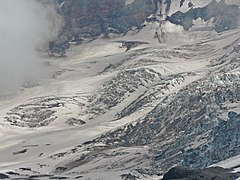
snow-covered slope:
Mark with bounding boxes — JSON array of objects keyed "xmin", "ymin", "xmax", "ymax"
[{"xmin": 0, "ymin": 0, "xmax": 240, "ymax": 179}]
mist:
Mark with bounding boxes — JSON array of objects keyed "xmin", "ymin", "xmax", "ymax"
[{"xmin": 0, "ymin": 0, "xmax": 62, "ymax": 96}]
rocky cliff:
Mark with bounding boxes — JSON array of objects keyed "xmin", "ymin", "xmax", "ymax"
[
  {"xmin": 51, "ymin": 0, "xmax": 155, "ymax": 54},
  {"xmin": 51, "ymin": 0, "xmax": 240, "ymax": 55}
]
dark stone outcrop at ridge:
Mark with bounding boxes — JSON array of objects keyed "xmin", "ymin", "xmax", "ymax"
[
  {"xmin": 0, "ymin": 173, "xmax": 9, "ymax": 179},
  {"xmin": 162, "ymin": 166, "xmax": 240, "ymax": 180},
  {"xmin": 51, "ymin": 0, "xmax": 240, "ymax": 54},
  {"xmin": 51, "ymin": 0, "xmax": 156, "ymax": 54},
  {"xmin": 167, "ymin": 0, "xmax": 240, "ymax": 32}
]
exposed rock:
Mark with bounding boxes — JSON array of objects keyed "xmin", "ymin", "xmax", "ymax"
[
  {"xmin": 28, "ymin": 175, "xmax": 53, "ymax": 179},
  {"xmin": 13, "ymin": 149, "xmax": 28, "ymax": 155},
  {"xmin": 121, "ymin": 173, "xmax": 139, "ymax": 180},
  {"xmin": 228, "ymin": 111, "xmax": 239, "ymax": 120},
  {"xmin": 66, "ymin": 118, "xmax": 86, "ymax": 126},
  {"xmin": 118, "ymin": 41, "xmax": 148, "ymax": 52},
  {"xmin": 48, "ymin": 0, "xmax": 240, "ymax": 55},
  {"xmin": 51, "ymin": 0, "xmax": 156, "ymax": 54},
  {"xmin": 0, "ymin": 173, "xmax": 9, "ymax": 179},
  {"xmin": 182, "ymin": 111, "xmax": 240, "ymax": 169},
  {"xmin": 167, "ymin": 0, "xmax": 240, "ymax": 32},
  {"xmin": 162, "ymin": 166, "xmax": 240, "ymax": 180},
  {"xmin": 50, "ymin": 0, "xmax": 240, "ymax": 54}
]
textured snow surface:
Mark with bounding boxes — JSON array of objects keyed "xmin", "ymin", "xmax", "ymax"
[{"xmin": 0, "ymin": 1, "xmax": 240, "ymax": 179}]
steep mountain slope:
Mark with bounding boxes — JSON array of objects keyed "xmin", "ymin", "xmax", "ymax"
[
  {"xmin": 0, "ymin": 0, "xmax": 240, "ymax": 179},
  {"xmin": 52, "ymin": 0, "xmax": 240, "ymax": 54}
]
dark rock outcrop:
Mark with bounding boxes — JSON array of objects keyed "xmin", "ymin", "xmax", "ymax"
[
  {"xmin": 0, "ymin": 173, "xmax": 9, "ymax": 179},
  {"xmin": 167, "ymin": 0, "xmax": 240, "ymax": 32},
  {"xmin": 66, "ymin": 118, "xmax": 86, "ymax": 126},
  {"xmin": 162, "ymin": 166, "xmax": 240, "ymax": 180},
  {"xmin": 51, "ymin": 0, "xmax": 156, "ymax": 54},
  {"xmin": 121, "ymin": 173, "xmax": 139, "ymax": 180},
  {"xmin": 51, "ymin": 0, "xmax": 240, "ymax": 54},
  {"xmin": 183, "ymin": 111, "xmax": 240, "ymax": 169}
]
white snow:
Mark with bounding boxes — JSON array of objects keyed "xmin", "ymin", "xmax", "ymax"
[
  {"xmin": 0, "ymin": 2, "xmax": 240, "ymax": 178},
  {"xmin": 125, "ymin": 0, "xmax": 135, "ymax": 6}
]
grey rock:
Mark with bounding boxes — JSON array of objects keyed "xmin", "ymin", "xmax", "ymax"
[
  {"xmin": 167, "ymin": 0, "xmax": 240, "ymax": 32},
  {"xmin": 162, "ymin": 166, "xmax": 240, "ymax": 180},
  {"xmin": 121, "ymin": 173, "xmax": 139, "ymax": 180},
  {"xmin": 66, "ymin": 118, "xmax": 86, "ymax": 126},
  {"xmin": 0, "ymin": 173, "xmax": 9, "ymax": 179}
]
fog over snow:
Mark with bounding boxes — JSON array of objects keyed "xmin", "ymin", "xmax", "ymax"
[{"xmin": 0, "ymin": 0, "xmax": 62, "ymax": 96}]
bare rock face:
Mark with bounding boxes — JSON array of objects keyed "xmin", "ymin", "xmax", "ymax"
[
  {"xmin": 51, "ymin": 0, "xmax": 240, "ymax": 55},
  {"xmin": 0, "ymin": 173, "xmax": 9, "ymax": 179},
  {"xmin": 61, "ymin": 0, "xmax": 153, "ymax": 36},
  {"xmin": 167, "ymin": 0, "xmax": 240, "ymax": 32},
  {"xmin": 162, "ymin": 166, "xmax": 240, "ymax": 180},
  {"xmin": 51, "ymin": 0, "xmax": 155, "ymax": 54}
]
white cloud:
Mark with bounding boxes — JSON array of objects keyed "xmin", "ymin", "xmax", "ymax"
[{"xmin": 0, "ymin": 0, "xmax": 62, "ymax": 96}]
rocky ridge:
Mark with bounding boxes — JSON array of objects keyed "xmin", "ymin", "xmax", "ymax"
[{"xmin": 51, "ymin": 0, "xmax": 240, "ymax": 54}]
